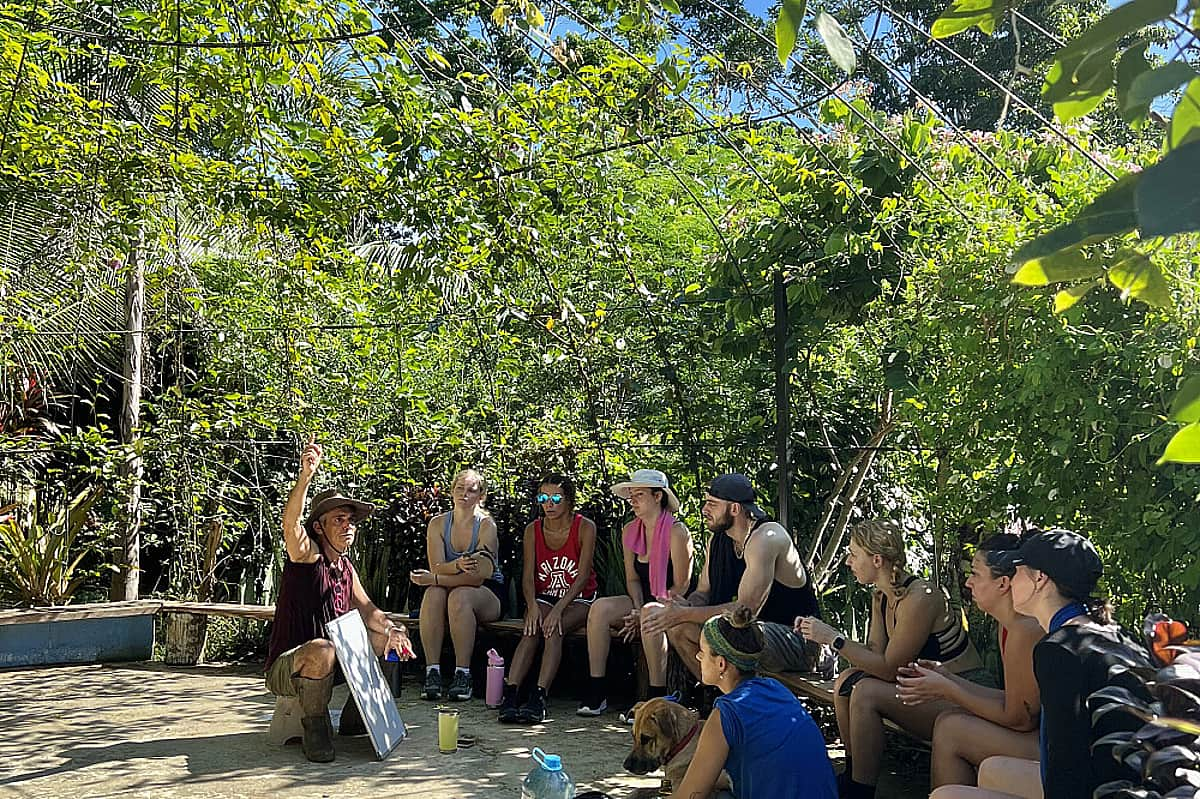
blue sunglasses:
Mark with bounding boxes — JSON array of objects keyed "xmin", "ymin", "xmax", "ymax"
[{"xmin": 537, "ymin": 493, "xmax": 565, "ymax": 504}]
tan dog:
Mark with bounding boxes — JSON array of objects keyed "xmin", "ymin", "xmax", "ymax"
[{"xmin": 623, "ymin": 697, "xmax": 732, "ymax": 796}]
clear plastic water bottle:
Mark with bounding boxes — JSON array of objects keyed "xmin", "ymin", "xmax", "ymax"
[{"xmin": 520, "ymin": 747, "xmax": 574, "ymax": 799}]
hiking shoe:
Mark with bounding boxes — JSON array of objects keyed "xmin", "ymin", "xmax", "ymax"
[
  {"xmin": 518, "ymin": 687, "xmax": 547, "ymax": 724},
  {"xmin": 498, "ymin": 683, "xmax": 522, "ymax": 724},
  {"xmin": 447, "ymin": 670, "xmax": 473, "ymax": 701},
  {"xmin": 422, "ymin": 668, "xmax": 443, "ymax": 700},
  {"xmin": 576, "ymin": 697, "xmax": 608, "ymax": 717}
]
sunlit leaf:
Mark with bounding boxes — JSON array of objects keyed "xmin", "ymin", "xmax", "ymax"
[
  {"xmin": 775, "ymin": 0, "xmax": 807, "ymax": 65},
  {"xmin": 1054, "ymin": 282, "xmax": 1098, "ymax": 313},
  {"xmin": 1107, "ymin": 251, "xmax": 1173, "ymax": 309},
  {"xmin": 1158, "ymin": 423, "xmax": 1200, "ymax": 465},
  {"xmin": 815, "ymin": 12, "xmax": 855, "ymax": 75},
  {"xmin": 931, "ymin": 0, "xmax": 1003, "ymax": 38},
  {"xmin": 1012, "ymin": 248, "xmax": 1102, "ymax": 286},
  {"xmin": 1044, "ymin": 46, "xmax": 1116, "ymax": 122},
  {"xmin": 1168, "ymin": 377, "xmax": 1200, "ymax": 423}
]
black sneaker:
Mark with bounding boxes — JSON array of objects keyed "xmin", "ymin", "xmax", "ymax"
[
  {"xmin": 517, "ymin": 687, "xmax": 547, "ymax": 724},
  {"xmin": 498, "ymin": 683, "xmax": 522, "ymax": 724},
  {"xmin": 576, "ymin": 697, "xmax": 608, "ymax": 717},
  {"xmin": 447, "ymin": 670, "xmax": 472, "ymax": 701},
  {"xmin": 422, "ymin": 668, "xmax": 443, "ymax": 700}
]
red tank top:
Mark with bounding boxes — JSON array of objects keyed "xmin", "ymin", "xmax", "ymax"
[{"xmin": 533, "ymin": 514, "xmax": 598, "ymax": 600}]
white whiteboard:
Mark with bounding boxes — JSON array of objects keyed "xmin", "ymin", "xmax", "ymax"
[{"xmin": 326, "ymin": 610, "xmax": 407, "ymax": 759}]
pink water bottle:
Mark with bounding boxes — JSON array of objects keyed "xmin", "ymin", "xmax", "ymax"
[{"xmin": 485, "ymin": 648, "xmax": 505, "ymax": 707}]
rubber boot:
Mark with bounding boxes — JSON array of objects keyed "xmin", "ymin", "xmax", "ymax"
[
  {"xmin": 338, "ymin": 695, "xmax": 366, "ymax": 736},
  {"xmin": 294, "ymin": 674, "xmax": 336, "ymax": 762},
  {"xmin": 380, "ymin": 657, "xmax": 402, "ymax": 698}
]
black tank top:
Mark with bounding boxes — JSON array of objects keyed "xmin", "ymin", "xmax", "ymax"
[
  {"xmin": 759, "ymin": 576, "xmax": 820, "ymax": 624},
  {"xmin": 633, "ymin": 556, "xmax": 673, "ymax": 602}
]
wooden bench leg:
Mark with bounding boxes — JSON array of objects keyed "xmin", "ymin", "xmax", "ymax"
[{"xmin": 267, "ymin": 696, "xmax": 304, "ymax": 745}]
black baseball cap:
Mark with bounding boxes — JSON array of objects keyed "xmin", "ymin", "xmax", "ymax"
[
  {"xmin": 707, "ymin": 474, "xmax": 767, "ymax": 520},
  {"xmin": 992, "ymin": 529, "xmax": 1103, "ymax": 597}
]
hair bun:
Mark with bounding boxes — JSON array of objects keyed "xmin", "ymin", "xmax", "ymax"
[{"xmin": 728, "ymin": 604, "xmax": 755, "ymax": 629}]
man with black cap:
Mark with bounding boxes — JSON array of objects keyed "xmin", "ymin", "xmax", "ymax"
[
  {"xmin": 642, "ymin": 473, "xmax": 831, "ymax": 682},
  {"xmin": 264, "ymin": 438, "xmax": 415, "ymax": 763}
]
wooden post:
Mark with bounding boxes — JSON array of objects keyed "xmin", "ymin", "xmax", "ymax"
[
  {"xmin": 773, "ymin": 267, "xmax": 790, "ymax": 528},
  {"xmin": 111, "ymin": 232, "xmax": 144, "ymax": 601}
]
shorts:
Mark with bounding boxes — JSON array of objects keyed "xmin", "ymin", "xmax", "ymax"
[
  {"xmin": 535, "ymin": 592, "xmax": 597, "ymax": 606},
  {"xmin": 759, "ymin": 622, "xmax": 834, "ymax": 677},
  {"xmin": 265, "ymin": 645, "xmax": 302, "ymax": 696}
]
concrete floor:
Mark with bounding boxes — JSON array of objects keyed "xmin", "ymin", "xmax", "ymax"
[{"xmin": 0, "ymin": 662, "xmax": 929, "ymax": 798}]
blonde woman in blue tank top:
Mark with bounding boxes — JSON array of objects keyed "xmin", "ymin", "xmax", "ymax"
[{"xmin": 409, "ymin": 468, "xmax": 505, "ymax": 701}]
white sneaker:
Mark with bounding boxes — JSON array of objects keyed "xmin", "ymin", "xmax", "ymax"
[{"xmin": 576, "ymin": 699, "xmax": 608, "ymax": 717}]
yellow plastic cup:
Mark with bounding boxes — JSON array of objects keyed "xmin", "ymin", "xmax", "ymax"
[{"xmin": 438, "ymin": 707, "xmax": 459, "ymax": 754}]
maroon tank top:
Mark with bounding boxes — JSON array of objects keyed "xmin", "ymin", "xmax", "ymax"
[{"xmin": 265, "ymin": 555, "xmax": 356, "ymax": 671}]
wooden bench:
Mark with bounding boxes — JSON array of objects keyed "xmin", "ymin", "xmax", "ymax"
[{"xmin": 766, "ymin": 668, "xmax": 930, "ymax": 746}]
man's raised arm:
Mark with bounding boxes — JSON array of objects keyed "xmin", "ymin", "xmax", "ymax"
[{"xmin": 282, "ymin": 438, "xmax": 321, "ymax": 564}]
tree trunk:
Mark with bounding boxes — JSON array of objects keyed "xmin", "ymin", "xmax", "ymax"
[
  {"xmin": 774, "ymin": 267, "xmax": 791, "ymax": 528},
  {"xmin": 111, "ymin": 234, "xmax": 144, "ymax": 601},
  {"xmin": 806, "ymin": 392, "xmax": 896, "ymax": 589}
]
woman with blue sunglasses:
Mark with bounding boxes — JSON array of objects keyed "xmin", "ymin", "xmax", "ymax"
[{"xmin": 497, "ymin": 474, "xmax": 598, "ymax": 724}]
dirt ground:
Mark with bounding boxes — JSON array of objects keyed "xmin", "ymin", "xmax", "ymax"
[{"xmin": 0, "ymin": 662, "xmax": 928, "ymax": 798}]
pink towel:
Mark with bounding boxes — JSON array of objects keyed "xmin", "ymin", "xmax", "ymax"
[{"xmin": 623, "ymin": 512, "xmax": 675, "ymax": 602}]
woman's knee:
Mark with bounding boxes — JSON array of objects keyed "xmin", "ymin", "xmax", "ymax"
[
  {"xmin": 421, "ymin": 586, "xmax": 448, "ymax": 609},
  {"xmin": 848, "ymin": 675, "xmax": 892, "ymax": 715},
  {"xmin": 932, "ymin": 710, "xmax": 973, "ymax": 753},
  {"xmin": 446, "ymin": 586, "xmax": 476, "ymax": 618}
]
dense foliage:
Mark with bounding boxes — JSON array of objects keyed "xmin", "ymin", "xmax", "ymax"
[{"xmin": 0, "ymin": 0, "xmax": 1196, "ymax": 649}]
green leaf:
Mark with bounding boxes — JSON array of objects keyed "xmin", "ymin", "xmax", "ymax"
[
  {"xmin": 1011, "ymin": 248, "xmax": 1102, "ymax": 286},
  {"xmin": 775, "ymin": 0, "xmax": 807, "ymax": 66},
  {"xmin": 1158, "ymin": 423, "xmax": 1200, "ymax": 464},
  {"xmin": 1044, "ymin": 47, "xmax": 1116, "ymax": 122},
  {"xmin": 930, "ymin": 0, "xmax": 1003, "ymax": 38},
  {"xmin": 1053, "ymin": 282, "xmax": 1097, "ymax": 314},
  {"xmin": 1168, "ymin": 77, "xmax": 1200, "ymax": 151},
  {"xmin": 1136, "ymin": 137, "xmax": 1200, "ymax": 238},
  {"xmin": 1107, "ymin": 251, "xmax": 1173, "ymax": 309},
  {"xmin": 1055, "ymin": 0, "xmax": 1176, "ymax": 61},
  {"xmin": 1168, "ymin": 377, "xmax": 1200, "ymax": 423},
  {"xmin": 1014, "ymin": 174, "xmax": 1138, "ymax": 263},
  {"xmin": 1115, "ymin": 42, "xmax": 1152, "ymax": 124},
  {"xmin": 1130, "ymin": 60, "xmax": 1199, "ymax": 107},
  {"xmin": 660, "ymin": 0, "xmax": 680, "ymax": 13},
  {"xmin": 815, "ymin": 12, "xmax": 855, "ymax": 75}
]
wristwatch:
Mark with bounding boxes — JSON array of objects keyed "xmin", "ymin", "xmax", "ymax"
[{"xmin": 832, "ymin": 635, "xmax": 847, "ymax": 651}]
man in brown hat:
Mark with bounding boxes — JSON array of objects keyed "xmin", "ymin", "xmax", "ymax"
[{"xmin": 264, "ymin": 438, "xmax": 415, "ymax": 762}]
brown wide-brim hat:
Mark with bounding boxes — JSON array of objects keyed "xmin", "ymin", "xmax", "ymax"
[{"xmin": 304, "ymin": 489, "xmax": 375, "ymax": 536}]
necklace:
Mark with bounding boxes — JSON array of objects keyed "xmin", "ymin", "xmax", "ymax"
[{"xmin": 733, "ymin": 526, "xmax": 754, "ymax": 559}]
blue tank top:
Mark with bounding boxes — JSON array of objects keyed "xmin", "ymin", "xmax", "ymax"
[
  {"xmin": 716, "ymin": 677, "xmax": 837, "ymax": 799},
  {"xmin": 442, "ymin": 511, "xmax": 503, "ymax": 583}
]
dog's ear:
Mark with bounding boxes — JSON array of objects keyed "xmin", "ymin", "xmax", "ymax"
[
  {"xmin": 655, "ymin": 702, "xmax": 688, "ymax": 742},
  {"xmin": 629, "ymin": 701, "xmax": 645, "ymax": 723}
]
